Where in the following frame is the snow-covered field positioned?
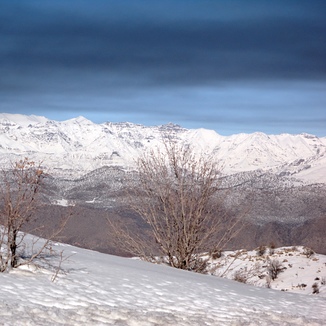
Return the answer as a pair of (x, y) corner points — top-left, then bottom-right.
(1, 239), (325, 325)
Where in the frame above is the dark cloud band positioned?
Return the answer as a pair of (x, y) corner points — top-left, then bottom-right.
(1, 0), (325, 86)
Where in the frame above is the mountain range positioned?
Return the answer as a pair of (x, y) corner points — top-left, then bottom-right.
(0, 113), (325, 183)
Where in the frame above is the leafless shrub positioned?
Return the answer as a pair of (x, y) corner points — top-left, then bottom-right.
(312, 282), (320, 294)
(232, 263), (262, 284)
(210, 249), (222, 260)
(303, 247), (314, 258)
(233, 269), (248, 283)
(267, 259), (285, 281)
(187, 256), (209, 274)
(111, 141), (247, 272)
(256, 245), (266, 256)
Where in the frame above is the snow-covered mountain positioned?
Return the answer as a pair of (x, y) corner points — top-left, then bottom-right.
(0, 113), (325, 183)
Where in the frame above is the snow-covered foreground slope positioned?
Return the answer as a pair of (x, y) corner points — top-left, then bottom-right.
(1, 241), (325, 325)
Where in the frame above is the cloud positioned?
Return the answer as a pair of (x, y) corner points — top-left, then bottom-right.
(1, 0), (325, 88)
(1, 0), (325, 136)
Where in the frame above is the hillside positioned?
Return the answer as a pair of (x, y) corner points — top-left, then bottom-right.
(1, 236), (325, 325)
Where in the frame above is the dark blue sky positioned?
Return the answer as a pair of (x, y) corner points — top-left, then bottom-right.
(1, 0), (325, 136)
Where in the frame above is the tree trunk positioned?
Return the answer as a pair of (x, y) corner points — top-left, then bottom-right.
(9, 228), (18, 268)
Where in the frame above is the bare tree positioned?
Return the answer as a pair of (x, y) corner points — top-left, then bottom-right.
(115, 142), (245, 272)
(267, 259), (285, 281)
(0, 158), (69, 272)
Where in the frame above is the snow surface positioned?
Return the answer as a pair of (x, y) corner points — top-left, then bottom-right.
(208, 247), (326, 296)
(52, 199), (75, 207)
(0, 113), (48, 127)
(1, 239), (325, 325)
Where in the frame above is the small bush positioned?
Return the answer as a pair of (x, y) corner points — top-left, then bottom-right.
(267, 259), (284, 281)
(256, 245), (266, 256)
(186, 256), (209, 274)
(303, 247), (314, 258)
(210, 250), (222, 260)
(312, 282), (319, 294)
(233, 269), (248, 283)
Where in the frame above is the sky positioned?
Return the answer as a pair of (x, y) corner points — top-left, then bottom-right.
(1, 0), (325, 136)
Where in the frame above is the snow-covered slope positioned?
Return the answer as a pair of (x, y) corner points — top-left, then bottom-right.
(209, 246), (326, 296)
(0, 113), (48, 127)
(1, 238), (325, 325)
(0, 113), (325, 183)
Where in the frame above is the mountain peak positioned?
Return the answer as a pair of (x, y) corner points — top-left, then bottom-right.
(0, 113), (48, 127)
(64, 116), (94, 125)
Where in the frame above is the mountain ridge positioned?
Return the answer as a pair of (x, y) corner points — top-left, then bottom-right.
(0, 113), (325, 183)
